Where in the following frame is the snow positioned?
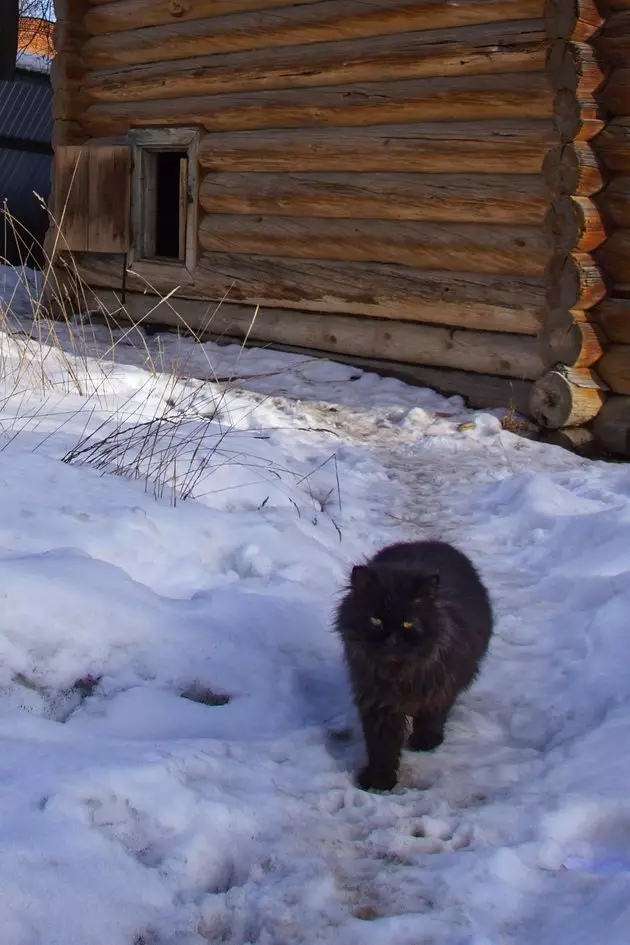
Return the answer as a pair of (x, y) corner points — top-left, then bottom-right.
(15, 51), (51, 75)
(0, 262), (629, 943)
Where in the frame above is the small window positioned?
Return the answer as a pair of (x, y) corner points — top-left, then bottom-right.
(129, 128), (199, 274)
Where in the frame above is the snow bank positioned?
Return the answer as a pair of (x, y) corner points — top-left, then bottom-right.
(0, 263), (628, 943)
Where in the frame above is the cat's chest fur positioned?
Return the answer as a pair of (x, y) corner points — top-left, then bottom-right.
(346, 640), (452, 715)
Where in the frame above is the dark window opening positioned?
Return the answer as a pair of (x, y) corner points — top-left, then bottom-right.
(153, 150), (187, 260)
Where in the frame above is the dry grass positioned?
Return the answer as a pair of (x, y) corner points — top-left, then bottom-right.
(0, 201), (343, 516)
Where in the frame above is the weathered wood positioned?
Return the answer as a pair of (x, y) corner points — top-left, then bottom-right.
(545, 194), (607, 252)
(68, 251), (545, 333)
(51, 120), (86, 148)
(596, 117), (630, 170)
(76, 289), (535, 412)
(128, 126), (200, 273)
(529, 364), (607, 427)
(596, 229), (630, 281)
(198, 215), (549, 275)
(53, 147), (89, 251)
(540, 426), (597, 452)
(199, 172), (548, 225)
(71, 284), (544, 377)
(538, 316), (606, 366)
(83, 73), (554, 137)
(198, 122), (555, 174)
(49, 52), (85, 92)
(83, 0), (547, 67)
(53, 146), (131, 253)
(542, 142), (606, 195)
(595, 343), (630, 393)
(590, 297), (630, 342)
(84, 0), (546, 34)
(600, 68), (630, 115)
(53, 89), (90, 123)
(83, 22), (547, 103)
(547, 40), (608, 95)
(545, 0), (605, 41)
(594, 13), (630, 69)
(545, 252), (609, 309)
(52, 18), (85, 55)
(596, 176), (630, 226)
(592, 395), (630, 455)
(87, 146), (131, 253)
(84, 0), (324, 33)
(553, 89), (606, 141)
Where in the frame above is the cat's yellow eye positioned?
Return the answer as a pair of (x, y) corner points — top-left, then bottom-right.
(370, 616), (382, 627)
(402, 621), (413, 629)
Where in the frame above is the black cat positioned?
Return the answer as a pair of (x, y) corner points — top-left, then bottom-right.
(335, 540), (493, 791)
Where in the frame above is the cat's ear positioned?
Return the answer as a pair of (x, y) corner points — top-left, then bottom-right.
(415, 574), (440, 601)
(351, 565), (376, 592)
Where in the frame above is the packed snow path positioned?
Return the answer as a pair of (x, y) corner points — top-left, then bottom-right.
(0, 269), (629, 944)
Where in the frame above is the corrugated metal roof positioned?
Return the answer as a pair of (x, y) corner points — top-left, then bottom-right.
(0, 70), (52, 144)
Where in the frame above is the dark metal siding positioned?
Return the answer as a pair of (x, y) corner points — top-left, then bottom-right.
(0, 68), (53, 145)
(0, 67), (52, 266)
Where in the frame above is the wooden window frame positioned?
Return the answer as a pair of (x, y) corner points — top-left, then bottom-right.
(128, 127), (200, 285)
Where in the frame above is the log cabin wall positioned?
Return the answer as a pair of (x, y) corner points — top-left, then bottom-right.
(51, 0), (561, 414)
(591, 0), (630, 453)
(529, 0), (630, 454)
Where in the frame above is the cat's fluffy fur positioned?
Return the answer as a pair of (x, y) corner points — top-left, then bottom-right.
(335, 540), (493, 791)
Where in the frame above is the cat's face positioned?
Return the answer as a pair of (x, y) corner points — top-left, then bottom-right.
(349, 564), (440, 650)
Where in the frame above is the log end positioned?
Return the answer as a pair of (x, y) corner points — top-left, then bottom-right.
(529, 365), (606, 427)
(539, 317), (606, 367)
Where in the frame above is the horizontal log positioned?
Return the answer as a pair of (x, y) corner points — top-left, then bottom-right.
(198, 122), (555, 174)
(84, 0), (546, 35)
(199, 172), (548, 225)
(547, 40), (608, 96)
(83, 0), (547, 66)
(538, 316), (606, 366)
(87, 291), (544, 377)
(595, 117), (630, 170)
(198, 215), (549, 275)
(545, 252), (609, 309)
(529, 364), (607, 427)
(596, 177), (630, 226)
(542, 142), (606, 195)
(75, 289), (535, 413)
(83, 73), (553, 137)
(68, 251), (545, 333)
(600, 68), (630, 115)
(592, 395), (630, 455)
(596, 229), (630, 281)
(84, 0), (324, 34)
(595, 343), (630, 393)
(553, 89), (606, 141)
(590, 297), (630, 342)
(83, 21), (547, 103)
(545, 194), (608, 253)
(593, 13), (630, 69)
(544, 0), (604, 41)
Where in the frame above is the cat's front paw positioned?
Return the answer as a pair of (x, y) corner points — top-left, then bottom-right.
(356, 765), (397, 792)
(408, 729), (444, 752)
